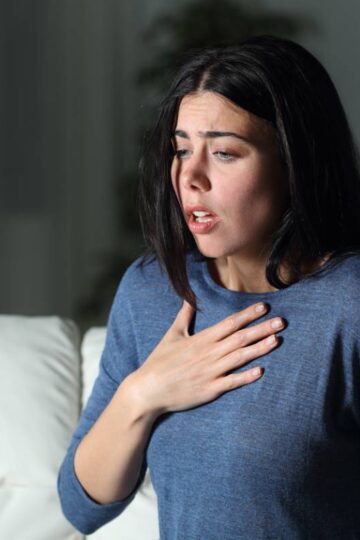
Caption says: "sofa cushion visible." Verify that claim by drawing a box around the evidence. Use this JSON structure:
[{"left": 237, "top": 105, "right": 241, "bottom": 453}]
[
  {"left": 81, "top": 327, "right": 159, "bottom": 540},
  {"left": 0, "top": 315, "right": 83, "bottom": 540}
]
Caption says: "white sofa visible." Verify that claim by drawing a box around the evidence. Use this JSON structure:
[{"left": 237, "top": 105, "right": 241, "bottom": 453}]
[{"left": 0, "top": 315, "right": 159, "bottom": 540}]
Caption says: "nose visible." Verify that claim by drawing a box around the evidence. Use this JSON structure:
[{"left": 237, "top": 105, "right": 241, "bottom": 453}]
[{"left": 180, "top": 155, "right": 211, "bottom": 192}]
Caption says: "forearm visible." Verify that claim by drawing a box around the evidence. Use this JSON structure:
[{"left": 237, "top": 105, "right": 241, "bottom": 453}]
[{"left": 74, "top": 375, "right": 159, "bottom": 505}]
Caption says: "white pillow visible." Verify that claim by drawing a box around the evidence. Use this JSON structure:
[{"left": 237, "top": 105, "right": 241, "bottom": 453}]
[
  {"left": 81, "top": 327, "right": 106, "bottom": 409},
  {"left": 0, "top": 315, "right": 83, "bottom": 540},
  {"left": 81, "top": 327, "right": 159, "bottom": 540}
]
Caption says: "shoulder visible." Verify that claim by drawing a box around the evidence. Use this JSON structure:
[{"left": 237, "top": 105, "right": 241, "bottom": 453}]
[
  {"left": 118, "top": 254, "right": 167, "bottom": 290},
  {"left": 117, "top": 249, "right": 203, "bottom": 292},
  {"left": 323, "top": 254, "right": 360, "bottom": 333},
  {"left": 326, "top": 254, "right": 360, "bottom": 299},
  {"left": 112, "top": 251, "right": 196, "bottom": 311},
  {"left": 111, "top": 249, "right": 204, "bottom": 313}
]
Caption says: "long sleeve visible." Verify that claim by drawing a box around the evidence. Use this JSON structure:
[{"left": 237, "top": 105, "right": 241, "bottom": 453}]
[{"left": 57, "top": 262, "right": 147, "bottom": 534}]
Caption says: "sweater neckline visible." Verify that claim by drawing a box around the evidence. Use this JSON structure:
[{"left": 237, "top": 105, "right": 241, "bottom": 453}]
[{"left": 199, "top": 257, "right": 325, "bottom": 300}]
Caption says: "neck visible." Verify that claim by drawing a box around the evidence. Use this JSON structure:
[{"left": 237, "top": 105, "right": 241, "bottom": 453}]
[{"left": 207, "top": 253, "right": 331, "bottom": 294}]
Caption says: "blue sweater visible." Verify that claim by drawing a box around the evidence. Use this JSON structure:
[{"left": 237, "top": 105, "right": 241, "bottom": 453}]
[{"left": 57, "top": 250, "right": 360, "bottom": 539}]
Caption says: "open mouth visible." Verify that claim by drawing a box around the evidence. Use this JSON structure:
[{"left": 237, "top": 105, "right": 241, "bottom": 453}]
[
  {"left": 192, "top": 210, "right": 214, "bottom": 223},
  {"left": 187, "top": 212, "right": 220, "bottom": 234}
]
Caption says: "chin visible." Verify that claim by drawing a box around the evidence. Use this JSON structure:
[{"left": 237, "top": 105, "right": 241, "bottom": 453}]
[{"left": 194, "top": 238, "right": 242, "bottom": 260}]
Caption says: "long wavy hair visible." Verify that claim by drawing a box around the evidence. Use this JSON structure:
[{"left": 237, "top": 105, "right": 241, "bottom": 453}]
[{"left": 137, "top": 35, "right": 360, "bottom": 309}]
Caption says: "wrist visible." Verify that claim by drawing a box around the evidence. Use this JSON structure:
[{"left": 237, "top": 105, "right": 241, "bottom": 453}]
[{"left": 119, "top": 371, "right": 164, "bottom": 423}]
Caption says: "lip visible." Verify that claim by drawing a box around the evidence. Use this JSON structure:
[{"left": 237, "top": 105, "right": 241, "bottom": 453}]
[
  {"left": 184, "top": 204, "right": 221, "bottom": 235},
  {"left": 188, "top": 213, "right": 221, "bottom": 234},
  {"left": 184, "top": 204, "right": 219, "bottom": 218}
]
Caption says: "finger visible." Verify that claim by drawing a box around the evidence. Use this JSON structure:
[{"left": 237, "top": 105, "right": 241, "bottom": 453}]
[
  {"left": 214, "top": 366, "right": 264, "bottom": 395},
  {"left": 218, "top": 334, "right": 279, "bottom": 375},
  {"left": 202, "top": 302, "right": 269, "bottom": 343},
  {"left": 214, "top": 316, "right": 285, "bottom": 358}
]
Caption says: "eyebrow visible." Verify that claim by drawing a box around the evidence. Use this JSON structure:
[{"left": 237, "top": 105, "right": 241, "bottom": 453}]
[{"left": 173, "top": 129, "right": 253, "bottom": 145}]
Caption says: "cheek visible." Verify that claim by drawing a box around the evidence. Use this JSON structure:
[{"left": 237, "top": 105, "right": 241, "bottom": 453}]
[
  {"left": 221, "top": 174, "right": 281, "bottom": 225},
  {"left": 239, "top": 158, "right": 285, "bottom": 208},
  {"left": 220, "top": 184, "right": 257, "bottom": 217},
  {"left": 170, "top": 162, "right": 181, "bottom": 201}
]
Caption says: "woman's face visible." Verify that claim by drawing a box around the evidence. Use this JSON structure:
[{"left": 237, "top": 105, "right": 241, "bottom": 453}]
[{"left": 170, "top": 91, "right": 289, "bottom": 261}]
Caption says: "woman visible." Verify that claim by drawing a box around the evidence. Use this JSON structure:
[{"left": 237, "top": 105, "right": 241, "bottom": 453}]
[{"left": 58, "top": 35, "right": 360, "bottom": 538}]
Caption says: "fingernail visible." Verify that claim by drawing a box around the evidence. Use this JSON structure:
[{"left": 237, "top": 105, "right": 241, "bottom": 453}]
[
  {"left": 255, "top": 303, "right": 266, "bottom": 312},
  {"left": 271, "top": 318, "right": 283, "bottom": 329}
]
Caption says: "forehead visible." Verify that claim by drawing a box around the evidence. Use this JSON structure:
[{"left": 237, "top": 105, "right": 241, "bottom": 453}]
[
  {"left": 177, "top": 91, "right": 249, "bottom": 119},
  {"left": 175, "top": 91, "right": 275, "bottom": 143}
]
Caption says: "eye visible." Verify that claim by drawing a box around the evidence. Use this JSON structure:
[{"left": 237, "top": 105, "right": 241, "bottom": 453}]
[
  {"left": 214, "top": 151, "right": 235, "bottom": 162},
  {"left": 174, "top": 149, "right": 191, "bottom": 159}
]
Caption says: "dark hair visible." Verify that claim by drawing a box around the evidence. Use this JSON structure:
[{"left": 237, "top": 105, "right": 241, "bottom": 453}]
[{"left": 137, "top": 34, "right": 360, "bottom": 309}]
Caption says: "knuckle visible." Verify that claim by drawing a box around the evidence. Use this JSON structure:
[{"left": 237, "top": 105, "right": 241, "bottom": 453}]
[
  {"left": 225, "top": 374, "right": 238, "bottom": 390},
  {"left": 234, "top": 331, "right": 246, "bottom": 348},
  {"left": 240, "top": 371, "right": 251, "bottom": 384},
  {"left": 240, "top": 370, "right": 252, "bottom": 385},
  {"left": 260, "top": 338, "right": 270, "bottom": 352},
  {"left": 246, "top": 370, "right": 255, "bottom": 380},
  {"left": 226, "top": 315, "right": 237, "bottom": 331}
]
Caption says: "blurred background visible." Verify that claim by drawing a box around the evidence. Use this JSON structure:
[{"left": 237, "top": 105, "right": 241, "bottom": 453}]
[{"left": 1, "top": 0, "right": 359, "bottom": 336}]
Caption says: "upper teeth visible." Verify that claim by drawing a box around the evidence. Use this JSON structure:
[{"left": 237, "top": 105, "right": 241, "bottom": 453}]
[{"left": 193, "top": 211, "right": 210, "bottom": 217}]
